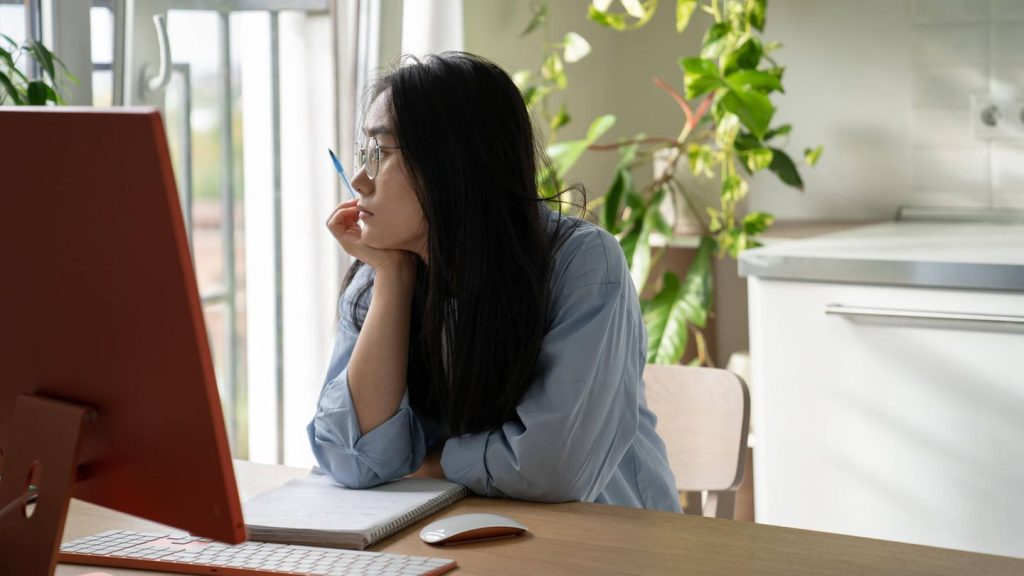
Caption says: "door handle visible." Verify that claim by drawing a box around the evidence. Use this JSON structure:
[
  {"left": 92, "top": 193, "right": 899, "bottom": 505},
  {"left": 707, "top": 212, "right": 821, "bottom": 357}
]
[{"left": 144, "top": 14, "right": 172, "bottom": 94}]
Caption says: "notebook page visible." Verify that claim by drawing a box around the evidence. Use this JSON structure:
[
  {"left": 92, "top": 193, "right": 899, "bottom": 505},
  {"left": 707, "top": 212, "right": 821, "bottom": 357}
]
[{"left": 243, "top": 471, "right": 462, "bottom": 534}]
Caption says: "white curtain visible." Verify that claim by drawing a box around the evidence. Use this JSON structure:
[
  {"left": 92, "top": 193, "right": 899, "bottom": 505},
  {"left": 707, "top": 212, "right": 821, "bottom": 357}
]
[{"left": 401, "top": 0, "right": 463, "bottom": 56}]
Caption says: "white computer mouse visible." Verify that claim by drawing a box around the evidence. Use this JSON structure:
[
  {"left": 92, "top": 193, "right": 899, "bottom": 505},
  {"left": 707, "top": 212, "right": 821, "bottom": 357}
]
[{"left": 419, "top": 513, "right": 528, "bottom": 545}]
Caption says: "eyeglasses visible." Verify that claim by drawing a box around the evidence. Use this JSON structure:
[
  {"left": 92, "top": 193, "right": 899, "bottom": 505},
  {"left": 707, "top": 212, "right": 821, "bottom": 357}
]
[{"left": 355, "top": 136, "right": 402, "bottom": 180}]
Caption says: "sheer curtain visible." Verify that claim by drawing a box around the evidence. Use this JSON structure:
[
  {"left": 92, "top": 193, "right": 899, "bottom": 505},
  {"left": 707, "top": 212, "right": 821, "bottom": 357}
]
[{"left": 401, "top": 0, "right": 462, "bottom": 57}]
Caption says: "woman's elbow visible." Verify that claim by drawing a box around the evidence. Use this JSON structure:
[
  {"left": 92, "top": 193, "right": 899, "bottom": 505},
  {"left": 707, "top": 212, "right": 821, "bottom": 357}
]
[
  {"left": 307, "top": 424, "right": 386, "bottom": 489},
  {"left": 315, "top": 448, "right": 387, "bottom": 489}
]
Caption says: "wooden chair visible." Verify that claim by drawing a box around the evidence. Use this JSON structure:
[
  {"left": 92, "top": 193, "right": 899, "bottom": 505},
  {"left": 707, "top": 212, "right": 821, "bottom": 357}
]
[{"left": 643, "top": 364, "right": 750, "bottom": 519}]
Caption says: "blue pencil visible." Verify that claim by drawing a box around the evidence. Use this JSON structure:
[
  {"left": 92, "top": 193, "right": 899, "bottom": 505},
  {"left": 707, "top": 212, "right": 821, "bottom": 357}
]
[{"left": 328, "top": 148, "right": 358, "bottom": 200}]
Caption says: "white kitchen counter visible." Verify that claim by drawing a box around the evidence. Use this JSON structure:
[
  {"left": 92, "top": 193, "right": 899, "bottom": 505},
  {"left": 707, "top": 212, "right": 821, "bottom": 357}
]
[
  {"left": 739, "top": 221, "right": 1024, "bottom": 291},
  {"left": 740, "top": 216, "right": 1024, "bottom": 558}
]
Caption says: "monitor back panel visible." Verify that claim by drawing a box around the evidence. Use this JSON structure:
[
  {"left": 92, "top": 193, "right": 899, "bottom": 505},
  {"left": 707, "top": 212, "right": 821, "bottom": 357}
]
[{"left": 0, "top": 108, "right": 245, "bottom": 543}]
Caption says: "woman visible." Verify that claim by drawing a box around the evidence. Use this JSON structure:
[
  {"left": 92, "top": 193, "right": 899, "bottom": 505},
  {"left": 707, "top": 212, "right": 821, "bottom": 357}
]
[{"left": 308, "top": 52, "right": 680, "bottom": 513}]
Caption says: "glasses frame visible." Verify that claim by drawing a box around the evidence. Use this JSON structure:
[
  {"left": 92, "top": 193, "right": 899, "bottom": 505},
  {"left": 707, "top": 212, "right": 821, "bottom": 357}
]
[{"left": 355, "top": 136, "right": 402, "bottom": 180}]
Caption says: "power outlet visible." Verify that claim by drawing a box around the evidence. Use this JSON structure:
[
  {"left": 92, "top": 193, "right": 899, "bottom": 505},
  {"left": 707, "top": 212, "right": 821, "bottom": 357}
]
[{"left": 971, "top": 95, "right": 1024, "bottom": 140}]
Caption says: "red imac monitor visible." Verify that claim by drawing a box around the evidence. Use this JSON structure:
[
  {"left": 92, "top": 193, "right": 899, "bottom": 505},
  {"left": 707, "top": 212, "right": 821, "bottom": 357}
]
[{"left": 0, "top": 108, "right": 246, "bottom": 574}]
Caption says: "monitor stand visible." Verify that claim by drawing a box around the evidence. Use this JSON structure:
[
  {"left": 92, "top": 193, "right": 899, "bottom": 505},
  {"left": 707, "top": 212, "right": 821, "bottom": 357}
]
[{"left": 0, "top": 394, "right": 93, "bottom": 576}]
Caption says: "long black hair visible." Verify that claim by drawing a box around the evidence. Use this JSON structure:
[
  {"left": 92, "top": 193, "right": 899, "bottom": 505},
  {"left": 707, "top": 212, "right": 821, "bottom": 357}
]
[{"left": 344, "top": 52, "right": 580, "bottom": 436}]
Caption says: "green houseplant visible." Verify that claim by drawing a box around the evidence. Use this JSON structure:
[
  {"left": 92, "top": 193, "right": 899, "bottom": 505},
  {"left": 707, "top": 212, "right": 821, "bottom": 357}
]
[
  {"left": 517, "top": 0, "right": 821, "bottom": 365},
  {"left": 0, "top": 34, "right": 76, "bottom": 105}
]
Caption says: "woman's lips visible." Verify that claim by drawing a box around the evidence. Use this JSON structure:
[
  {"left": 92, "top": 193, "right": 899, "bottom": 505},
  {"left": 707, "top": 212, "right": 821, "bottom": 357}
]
[{"left": 357, "top": 206, "right": 374, "bottom": 219}]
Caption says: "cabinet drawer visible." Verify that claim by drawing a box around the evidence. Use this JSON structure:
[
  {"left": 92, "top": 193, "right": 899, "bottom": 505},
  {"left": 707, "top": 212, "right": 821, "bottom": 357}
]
[{"left": 748, "top": 278, "right": 1024, "bottom": 558}]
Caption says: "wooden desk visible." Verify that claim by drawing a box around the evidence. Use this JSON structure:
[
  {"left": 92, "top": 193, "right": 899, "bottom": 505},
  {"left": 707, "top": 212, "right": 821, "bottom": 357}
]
[{"left": 58, "top": 461, "right": 1024, "bottom": 576}]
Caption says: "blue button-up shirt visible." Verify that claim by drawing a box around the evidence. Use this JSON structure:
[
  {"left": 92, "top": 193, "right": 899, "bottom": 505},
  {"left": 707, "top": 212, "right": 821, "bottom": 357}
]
[{"left": 308, "top": 210, "right": 681, "bottom": 513}]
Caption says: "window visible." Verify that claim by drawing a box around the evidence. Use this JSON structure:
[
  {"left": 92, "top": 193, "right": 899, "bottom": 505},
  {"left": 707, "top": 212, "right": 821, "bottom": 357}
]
[
  {"left": 0, "top": 2, "right": 26, "bottom": 46},
  {"left": 33, "top": 0, "right": 379, "bottom": 465}
]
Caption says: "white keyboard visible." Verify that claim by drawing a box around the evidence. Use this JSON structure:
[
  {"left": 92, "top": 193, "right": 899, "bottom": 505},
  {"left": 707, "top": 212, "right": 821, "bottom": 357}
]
[{"left": 59, "top": 530, "right": 457, "bottom": 575}]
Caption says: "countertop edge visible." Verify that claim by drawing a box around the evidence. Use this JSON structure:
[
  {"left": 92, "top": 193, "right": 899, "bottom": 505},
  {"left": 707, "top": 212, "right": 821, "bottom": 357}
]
[{"left": 738, "top": 254, "right": 1024, "bottom": 292}]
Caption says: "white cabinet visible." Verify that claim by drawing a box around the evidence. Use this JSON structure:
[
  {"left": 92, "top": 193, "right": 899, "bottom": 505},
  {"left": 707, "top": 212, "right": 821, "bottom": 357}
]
[{"left": 748, "top": 278, "right": 1024, "bottom": 558}]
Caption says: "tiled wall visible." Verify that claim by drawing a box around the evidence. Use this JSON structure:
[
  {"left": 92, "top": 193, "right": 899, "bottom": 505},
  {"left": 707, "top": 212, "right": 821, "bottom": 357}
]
[{"left": 749, "top": 0, "right": 1024, "bottom": 220}]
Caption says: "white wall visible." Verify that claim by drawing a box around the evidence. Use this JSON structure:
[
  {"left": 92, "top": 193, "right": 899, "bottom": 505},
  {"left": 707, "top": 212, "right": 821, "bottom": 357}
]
[
  {"left": 464, "top": 1, "right": 1024, "bottom": 221},
  {"left": 751, "top": 0, "right": 1024, "bottom": 218}
]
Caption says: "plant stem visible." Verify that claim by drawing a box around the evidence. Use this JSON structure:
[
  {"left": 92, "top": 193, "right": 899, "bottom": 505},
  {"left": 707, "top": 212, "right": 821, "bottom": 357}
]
[{"left": 587, "top": 136, "right": 679, "bottom": 151}]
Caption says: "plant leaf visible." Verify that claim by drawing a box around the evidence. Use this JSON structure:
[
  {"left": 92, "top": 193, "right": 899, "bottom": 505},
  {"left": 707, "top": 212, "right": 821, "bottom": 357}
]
[
  {"left": 620, "top": 0, "right": 647, "bottom": 19},
  {"left": 629, "top": 187, "right": 666, "bottom": 291},
  {"left": 23, "top": 40, "right": 56, "bottom": 84},
  {"left": 733, "top": 131, "right": 761, "bottom": 151},
  {"left": 546, "top": 114, "right": 616, "bottom": 179},
  {"left": 680, "top": 235, "right": 715, "bottom": 328},
  {"left": 715, "top": 111, "right": 740, "bottom": 146},
  {"left": 720, "top": 85, "right": 773, "bottom": 139},
  {"left": 587, "top": 114, "right": 616, "bottom": 141},
  {"left": 676, "top": 0, "right": 697, "bottom": 33},
  {"left": 519, "top": 2, "right": 548, "bottom": 37},
  {"left": 724, "top": 37, "right": 763, "bottom": 75},
  {"left": 600, "top": 143, "right": 637, "bottom": 234},
  {"left": 547, "top": 140, "right": 588, "bottom": 180},
  {"left": 679, "top": 57, "right": 722, "bottom": 99},
  {"left": 742, "top": 211, "right": 775, "bottom": 236},
  {"left": 630, "top": 219, "right": 653, "bottom": 292},
  {"left": 721, "top": 174, "right": 748, "bottom": 203},
  {"left": 563, "top": 32, "right": 592, "bottom": 63},
  {"left": 602, "top": 169, "right": 629, "bottom": 234},
  {"left": 619, "top": 204, "right": 646, "bottom": 268},
  {"left": 522, "top": 84, "right": 549, "bottom": 107},
  {"left": 651, "top": 194, "right": 674, "bottom": 235},
  {"left": 645, "top": 236, "right": 714, "bottom": 364},
  {"left": 0, "top": 70, "right": 24, "bottom": 105},
  {"left": 687, "top": 143, "right": 715, "bottom": 177},
  {"left": 804, "top": 145, "right": 824, "bottom": 167},
  {"left": 0, "top": 45, "right": 16, "bottom": 69},
  {"left": 768, "top": 147, "right": 804, "bottom": 189},
  {"left": 700, "top": 22, "right": 731, "bottom": 60},
  {"left": 550, "top": 102, "right": 571, "bottom": 133},
  {"left": 725, "top": 69, "right": 782, "bottom": 93},
  {"left": 536, "top": 164, "right": 561, "bottom": 201},
  {"left": 644, "top": 272, "right": 689, "bottom": 365},
  {"left": 541, "top": 53, "right": 567, "bottom": 89},
  {"left": 764, "top": 123, "right": 792, "bottom": 141},
  {"left": 588, "top": 5, "right": 629, "bottom": 30},
  {"left": 748, "top": 0, "right": 767, "bottom": 31},
  {"left": 512, "top": 69, "right": 532, "bottom": 89},
  {"left": 27, "top": 80, "right": 50, "bottom": 104},
  {"left": 744, "top": 147, "right": 773, "bottom": 171}
]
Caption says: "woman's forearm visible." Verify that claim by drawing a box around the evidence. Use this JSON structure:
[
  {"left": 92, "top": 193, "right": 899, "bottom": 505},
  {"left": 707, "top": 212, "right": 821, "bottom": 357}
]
[{"left": 347, "top": 261, "right": 416, "bottom": 435}]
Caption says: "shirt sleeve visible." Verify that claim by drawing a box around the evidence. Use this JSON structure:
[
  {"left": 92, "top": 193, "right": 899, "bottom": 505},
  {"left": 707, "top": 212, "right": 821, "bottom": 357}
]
[
  {"left": 440, "top": 230, "right": 644, "bottom": 502},
  {"left": 306, "top": 265, "right": 427, "bottom": 489}
]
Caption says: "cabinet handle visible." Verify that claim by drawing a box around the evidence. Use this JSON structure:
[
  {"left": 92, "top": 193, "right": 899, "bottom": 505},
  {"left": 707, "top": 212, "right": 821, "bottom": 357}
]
[{"left": 824, "top": 304, "right": 1024, "bottom": 325}]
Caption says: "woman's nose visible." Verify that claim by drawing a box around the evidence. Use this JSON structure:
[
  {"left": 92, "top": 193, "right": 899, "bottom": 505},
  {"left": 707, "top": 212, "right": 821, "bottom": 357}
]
[{"left": 351, "top": 166, "right": 371, "bottom": 196}]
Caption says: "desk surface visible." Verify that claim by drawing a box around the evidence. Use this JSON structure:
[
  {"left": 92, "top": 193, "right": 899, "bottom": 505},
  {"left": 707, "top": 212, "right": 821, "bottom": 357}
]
[{"left": 58, "top": 461, "right": 1024, "bottom": 576}]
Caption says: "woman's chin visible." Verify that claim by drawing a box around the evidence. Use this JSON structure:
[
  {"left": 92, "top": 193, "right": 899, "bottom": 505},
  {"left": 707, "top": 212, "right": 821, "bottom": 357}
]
[{"left": 360, "top": 231, "right": 394, "bottom": 251}]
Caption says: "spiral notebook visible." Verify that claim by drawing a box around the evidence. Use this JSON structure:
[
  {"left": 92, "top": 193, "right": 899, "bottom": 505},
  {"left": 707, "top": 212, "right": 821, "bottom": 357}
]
[{"left": 242, "top": 470, "right": 469, "bottom": 550}]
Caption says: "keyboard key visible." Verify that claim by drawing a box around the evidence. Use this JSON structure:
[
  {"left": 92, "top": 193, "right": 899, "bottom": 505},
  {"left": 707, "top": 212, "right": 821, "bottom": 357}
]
[{"left": 59, "top": 529, "right": 457, "bottom": 575}]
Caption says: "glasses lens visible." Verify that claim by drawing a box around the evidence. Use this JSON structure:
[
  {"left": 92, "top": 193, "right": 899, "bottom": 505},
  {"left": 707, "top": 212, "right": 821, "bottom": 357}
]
[
  {"left": 367, "top": 137, "right": 380, "bottom": 179},
  {"left": 354, "top": 147, "right": 364, "bottom": 174}
]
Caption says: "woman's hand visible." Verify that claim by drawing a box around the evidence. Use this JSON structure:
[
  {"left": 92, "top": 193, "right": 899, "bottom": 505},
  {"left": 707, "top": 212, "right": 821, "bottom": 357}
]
[{"left": 326, "top": 199, "right": 416, "bottom": 273}]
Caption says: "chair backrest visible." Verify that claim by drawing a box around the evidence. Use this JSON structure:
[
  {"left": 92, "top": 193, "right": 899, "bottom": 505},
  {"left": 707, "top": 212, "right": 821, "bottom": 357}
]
[{"left": 644, "top": 364, "right": 750, "bottom": 518}]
